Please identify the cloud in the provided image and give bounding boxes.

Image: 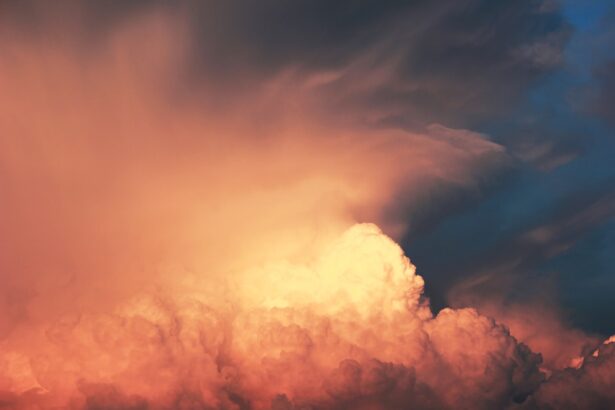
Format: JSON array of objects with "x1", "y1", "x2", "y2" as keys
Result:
[
  {"x1": 525, "y1": 337, "x2": 615, "y2": 409},
  {"x1": 0, "y1": 224, "x2": 546, "y2": 409},
  {"x1": 442, "y1": 187, "x2": 615, "y2": 367},
  {"x1": 0, "y1": 0, "x2": 570, "y2": 129},
  {"x1": 443, "y1": 185, "x2": 615, "y2": 285},
  {"x1": 0, "y1": 3, "x2": 508, "y2": 324},
  {"x1": 586, "y1": 60, "x2": 615, "y2": 127},
  {"x1": 0, "y1": 2, "x2": 611, "y2": 409},
  {"x1": 463, "y1": 299, "x2": 601, "y2": 371}
]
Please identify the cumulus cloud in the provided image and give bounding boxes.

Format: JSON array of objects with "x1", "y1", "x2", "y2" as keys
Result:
[
  {"x1": 0, "y1": 224, "x2": 545, "y2": 409},
  {"x1": 524, "y1": 337, "x2": 615, "y2": 410}
]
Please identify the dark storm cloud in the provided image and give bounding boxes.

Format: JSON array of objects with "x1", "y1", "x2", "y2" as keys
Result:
[
  {"x1": 473, "y1": 184, "x2": 612, "y2": 273},
  {"x1": 587, "y1": 60, "x2": 615, "y2": 127},
  {"x1": 1, "y1": 0, "x2": 570, "y2": 128},
  {"x1": 567, "y1": 3, "x2": 615, "y2": 129},
  {"x1": 387, "y1": 148, "x2": 513, "y2": 242},
  {"x1": 182, "y1": 0, "x2": 570, "y2": 127},
  {"x1": 497, "y1": 124, "x2": 585, "y2": 172},
  {"x1": 423, "y1": 182, "x2": 615, "y2": 330}
]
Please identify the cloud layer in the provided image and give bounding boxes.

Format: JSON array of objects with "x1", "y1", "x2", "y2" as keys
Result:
[{"x1": 0, "y1": 2, "x2": 613, "y2": 409}]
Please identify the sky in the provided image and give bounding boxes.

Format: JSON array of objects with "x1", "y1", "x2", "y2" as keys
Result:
[
  {"x1": 403, "y1": 0, "x2": 615, "y2": 335},
  {"x1": 0, "y1": 1, "x2": 614, "y2": 409}
]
